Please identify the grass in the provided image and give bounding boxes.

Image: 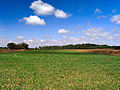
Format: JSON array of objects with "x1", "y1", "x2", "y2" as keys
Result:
[{"x1": 0, "y1": 50, "x2": 120, "y2": 89}]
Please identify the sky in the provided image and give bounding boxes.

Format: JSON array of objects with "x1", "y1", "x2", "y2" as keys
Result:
[{"x1": 0, "y1": 0, "x2": 120, "y2": 47}]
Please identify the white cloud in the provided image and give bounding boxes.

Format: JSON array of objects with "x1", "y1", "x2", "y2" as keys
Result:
[
  {"x1": 110, "y1": 14, "x2": 120, "y2": 24},
  {"x1": 54, "y1": 9, "x2": 70, "y2": 18},
  {"x1": 0, "y1": 25, "x2": 119, "y2": 47},
  {"x1": 81, "y1": 26, "x2": 113, "y2": 40},
  {"x1": 23, "y1": 15, "x2": 46, "y2": 25},
  {"x1": 27, "y1": 40, "x2": 34, "y2": 43},
  {"x1": 16, "y1": 36, "x2": 24, "y2": 40},
  {"x1": 58, "y1": 29, "x2": 69, "y2": 34},
  {"x1": 94, "y1": 8, "x2": 102, "y2": 13},
  {"x1": 30, "y1": 0, "x2": 55, "y2": 15},
  {"x1": 0, "y1": 30, "x2": 119, "y2": 48},
  {"x1": 30, "y1": 0, "x2": 71, "y2": 18}
]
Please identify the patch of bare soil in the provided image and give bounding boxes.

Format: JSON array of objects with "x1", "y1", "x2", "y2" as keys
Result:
[
  {"x1": 0, "y1": 49, "x2": 25, "y2": 53},
  {"x1": 63, "y1": 49, "x2": 120, "y2": 56}
]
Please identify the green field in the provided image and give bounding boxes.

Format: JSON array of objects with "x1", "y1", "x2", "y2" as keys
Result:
[{"x1": 0, "y1": 50, "x2": 120, "y2": 89}]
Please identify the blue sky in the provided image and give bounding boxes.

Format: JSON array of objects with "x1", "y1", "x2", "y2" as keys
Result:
[{"x1": 0, "y1": 0, "x2": 120, "y2": 47}]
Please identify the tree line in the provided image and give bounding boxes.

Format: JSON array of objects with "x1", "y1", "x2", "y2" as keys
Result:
[
  {"x1": 7, "y1": 42, "x2": 29, "y2": 49},
  {"x1": 38, "y1": 43, "x2": 120, "y2": 50},
  {"x1": 1, "y1": 43, "x2": 120, "y2": 50}
]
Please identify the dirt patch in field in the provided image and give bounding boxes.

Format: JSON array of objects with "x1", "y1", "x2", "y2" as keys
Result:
[
  {"x1": 0, "y1": 49, "x2": 25, "y2": 53},
  {"x1": 63, "y1": 49, "x2": 120, "y2": 56}
]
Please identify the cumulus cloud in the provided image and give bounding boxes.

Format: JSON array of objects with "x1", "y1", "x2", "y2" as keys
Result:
[
  {"x1": 55, "y1": 9, "x2": 70, "y2": 18},
  {"x1": 0, "y1": 25, "x2": 119, "y2": 47},
  {"x1": 30, "y1": 0, "x2": 71, "y2": 18},
  {"x1": 94, "y1": 8, "x2": 102, "y2": 13},
  {"x1": 58, "y1": 29, "x2": 69, "y2": 34},
  {"x1": 81, "y1": 26, "x2": 112, "y2": 40},
  {"x1": 23, "y1": 15, "x2": 46, "y2": 25},
  {"x1": 23, "y1": 39, "x2": 80, "y2": 47},
  {"x1": 30, "y1": 0, "x2": 55, "y2": 15},
  {"x1": 110, "y1": 14, "x2": 120, "y2": 24},
  {"x1": 16, "y1": 36, "x2": 24, "y2": 40},
  {"x1": 0, "y1": 30, "x2": 119, "y2": 48}
]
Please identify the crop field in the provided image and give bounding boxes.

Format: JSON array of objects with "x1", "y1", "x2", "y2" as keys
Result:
[{"x1": 0, "y1": 50, "x2": 120, "y2": 89}]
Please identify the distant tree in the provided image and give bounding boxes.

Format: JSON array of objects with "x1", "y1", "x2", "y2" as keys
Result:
[
  {"x1": 15, "y1": 44, "x2": 21, "y2": 49},
  {"x1": 38, "y1": 43, "x2": 120, "y2": 50},
  {"x1": 7, "y1": 42, "x2": 29, "y2": 50},
  {"x1": 19, "y1": 42, "x2": 29, "y2": 49},
  {"x1": 7, "y1": 43, "x2": 16, "y2": 49},
  {"x1": 39, "y1": 46, "x2": 41, "y2": 49}
]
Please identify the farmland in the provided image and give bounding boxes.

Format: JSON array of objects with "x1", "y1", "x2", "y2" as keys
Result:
[{"x1": 0, "y1": 50, "x2": 120, "y2": 89}]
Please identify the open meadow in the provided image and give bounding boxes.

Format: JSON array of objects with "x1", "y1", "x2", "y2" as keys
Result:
[{"x1": 0, "y1": 50, "x2": 120, "y2": 89}]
